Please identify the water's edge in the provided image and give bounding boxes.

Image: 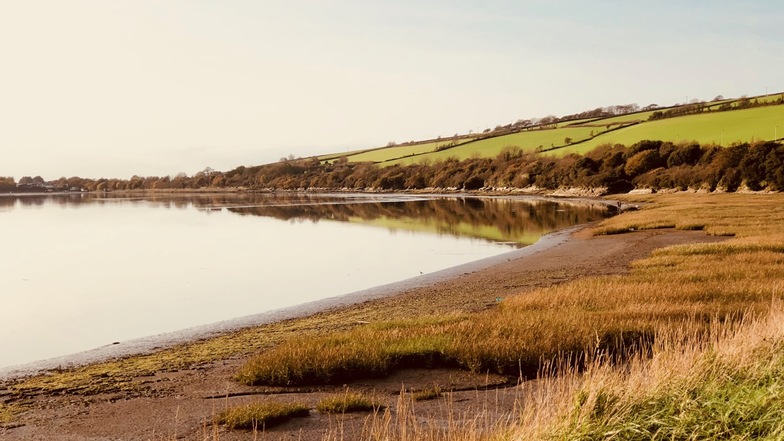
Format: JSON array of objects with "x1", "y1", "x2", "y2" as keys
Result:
[{"x1": 0, "y1": 195, "x2": 613, "y2": 380}]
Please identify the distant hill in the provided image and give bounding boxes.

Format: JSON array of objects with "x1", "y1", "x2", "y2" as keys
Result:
[
  {"x1": 319, "y1": 93, "x2": 784, "y2": 165},
  {"x1": 8, "y1": 92, "x2": 782, "y2": 194}
]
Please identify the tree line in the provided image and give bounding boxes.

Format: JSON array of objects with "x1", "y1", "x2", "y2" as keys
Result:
[
  {"x1": 4, "y1": 140, "x2": 783, "y2": 195},
  {"x1": 196, "y1": 139, "x2": 784, "y2": 193},
  {"x1": 648, "y1": 95, "x2": 784, "y2": 121}
]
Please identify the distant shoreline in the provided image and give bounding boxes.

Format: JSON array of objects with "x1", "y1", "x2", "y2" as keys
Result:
[
  {"x1": 1, "y1": 187, "x2": 625, "y2": 211},
  {"x1": 3, "y1": 184, "x2": 611, "y2": 197}
]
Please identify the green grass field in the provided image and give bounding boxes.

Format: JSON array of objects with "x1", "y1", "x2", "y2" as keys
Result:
[
  {"x1": 553, "y1": 104, "x2": 784, "y2": 156},
  {"x1": 343, "y1": 140, "x2": 455, "y2": 162},
  {"x1": 314, "y1": 93, "x2": 784, "y2": 166},
  {"x1": 567, "y1": 109, "x2": 660, "y2": 128},
  {"x1": 388, "y1": 126, "x2": 599, "y2": 165},
  {"x1": 318, "y1": 148, "x2": 374, "y2": 161},
  {"x1": 754, "y1": 92, "x2": 784, "y2": 104}
]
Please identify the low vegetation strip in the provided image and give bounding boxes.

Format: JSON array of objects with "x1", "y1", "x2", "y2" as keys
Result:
[
  {"x1": 5, "y1": 306, "x2": 371, "y2": 398},
  {"x1": 594, "y1": 193, "x2": 784, "y2": 239},
  {"x1": 237, "y1": 194, "x2": 784, "y2": 391},
  {"x1": 0, "y1": 404, "x2": 18, "y2": 424},
  {"x1": 236, "y1": 316, "x2": 464, "y2": 386},
  {"x1": 317, "y1": 391, "x2": 384, "y2": 414},
  {"x1": 217, "y1": 401, "x2": 309, "y2": 430}
]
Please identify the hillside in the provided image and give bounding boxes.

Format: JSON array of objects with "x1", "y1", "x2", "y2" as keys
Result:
[
  {"x1": 7, "y1": 92, "x2": 783, "y2": 195},
  {"x1": 321, "y1": 93, "x2": 784, "y2": 165}
]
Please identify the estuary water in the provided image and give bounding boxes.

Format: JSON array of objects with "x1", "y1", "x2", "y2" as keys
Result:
[{"x1": 0, "y1": 193, "x2": 609, "y2": 370}]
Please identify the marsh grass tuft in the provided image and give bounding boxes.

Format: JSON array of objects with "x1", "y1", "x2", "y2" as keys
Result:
[
  {"x1": 236, "y1": 317, "x2": 463, "y2": 386},
  {"x1": 339, "y1": 389, "x2": 518, "y2": 441},
  {"x1": 216, "y1": 401, "x2": 309, "y2": 430},
  {"x1": 0, "y1": 403, "x2": 19, "y2": 424},
  {"x1": 411, "y1": 385, "x2": 443, "y2": 401},
  {"x1": 316, "y1": 391, "x2": 384, "y2": 414}
]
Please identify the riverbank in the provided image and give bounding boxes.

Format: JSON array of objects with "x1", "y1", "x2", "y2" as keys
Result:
[
  {"x1": 0, "y1": 193, "x2": 611, "y2": 376},
  {"x1": 0, "y1": 214, "x2": 723, "y2": 439},
  {"x1": 0, "y1": 224, "x2": 582, "y2": 381}
]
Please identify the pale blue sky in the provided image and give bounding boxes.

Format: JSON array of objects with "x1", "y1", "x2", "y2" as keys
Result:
[{"x1": 1, "y1": 1, "x2": 782, "y2": 179}]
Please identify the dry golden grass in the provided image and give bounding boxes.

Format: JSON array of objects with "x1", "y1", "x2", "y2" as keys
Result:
[
  {"x1": 239, "y1": 195, "x2": 784, "y2": 387},
  {"x1": 0, "y1": 403, "x2": 18, "y2": 424},
  {"x1": 411, "y1": 385, "x2": 443, "y2": 401},
  {"x1": 513, "y1": 304, "x2": 784, "y2": 440},
  {"x1": 315, "y1": 193, "x2": 784, "y2": 440},
  {"x1": 323, "y1": 391, "x2": 517, "y2": 441},
  {"x1": 216, "y1": 401, "x2": 309, "y2": 431},
  {"x1": 347, "y1": 305, "x2": 784, "y2": 441},
  {"x1": 317, "y1": 390, "x2": 384, "y2": 414},
  {"x1": 597, "y1": 193, "x2": 784, "y2": 239}
]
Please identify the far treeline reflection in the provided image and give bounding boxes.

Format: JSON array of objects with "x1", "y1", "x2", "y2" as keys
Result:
[
  {"x1": 221, "y1": 195, "x2": 611, "y2": 245},
  {"x1": 1, "y1": 194, "x2": 611, "y2": 245}
]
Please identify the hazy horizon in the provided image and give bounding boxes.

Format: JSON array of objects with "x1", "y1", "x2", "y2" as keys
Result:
[{"x1": 2, "y1": 1, "x2": 783, "y2": 180}]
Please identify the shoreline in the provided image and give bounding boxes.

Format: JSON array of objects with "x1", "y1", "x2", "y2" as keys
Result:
[
  {"x1": 1, "y1": 222, "x2": 728, "y2": 439},
  {"x1": 2, "y1": 191, "x2": 607, "y2": 380},
  {"x1": 0, "y1": 187, "x2": 622, "y2": 203},
  {"x1": 0, "y1": 222, "x2": 583, "y2": 381}
]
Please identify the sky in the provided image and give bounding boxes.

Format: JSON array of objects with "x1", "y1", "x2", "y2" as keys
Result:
[{"x1": 1, "y1": 1, "x2": 783, "y2": 180}]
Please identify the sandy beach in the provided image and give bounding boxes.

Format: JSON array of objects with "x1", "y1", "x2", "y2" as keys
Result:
[{"x1": 0, "y1": 222, "x2": 724, "y2": 440}]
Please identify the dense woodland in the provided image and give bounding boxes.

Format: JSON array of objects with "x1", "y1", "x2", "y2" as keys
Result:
[{"x1": 3, "y1": 140, "x2": 784, "y2": 195}]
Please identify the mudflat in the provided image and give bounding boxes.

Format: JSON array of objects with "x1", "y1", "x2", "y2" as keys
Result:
[{"x1": 1, "y1": 226, "x2": 724, "y2": 440}]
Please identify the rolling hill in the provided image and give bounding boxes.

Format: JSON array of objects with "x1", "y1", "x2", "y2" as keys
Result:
[{"x1": 320, "y1": 93, "x2": 784, "y2": 165}]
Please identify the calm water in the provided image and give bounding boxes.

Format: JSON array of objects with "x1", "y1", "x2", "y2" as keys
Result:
[{"x1": 0, "y1": 193, "x2": 609, "y2": 369}]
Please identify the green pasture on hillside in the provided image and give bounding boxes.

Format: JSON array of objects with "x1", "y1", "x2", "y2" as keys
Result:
[
  {"x1": 315, "y1": 94, "x2": 784, "y2": 166},
  {"x1": 554, "y1": 117, "x2": 594, "y2": 128},
  {"x1": 388, "y1": 126, "x2": 598, "y2": 165},
  {"x1": 344, "y1": 140, "x2": 456, "y2": 163},
  {"x1": 569, "y1": 109, "x2": 660, "y2": 128},
  {"x1": 318, "y1": 148, "x2": 374, "y2": 161},
  {"x1": 755, "y1": 92, "x2": 784, "y2": 104},
  {"x1": 552, "y1": 104, "x2": 784, "y2": 156}
]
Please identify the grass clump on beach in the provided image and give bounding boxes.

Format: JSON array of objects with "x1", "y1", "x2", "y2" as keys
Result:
[
  {"x1": 238, "y1": 193, "x2": 784, "y2": 389},
  {"x1": 236, "y1": 316, "x2": 463, "y2": 386},
  {"x1": 0, "y1": 403, "x2": 19, "y2": 424},
  {"x1": 317, "y1": 391, "x2": 384, "y2": 414},
  {"x1": 411, "y1": 385, "x2": 443, "y2": 401},
  {"x1": 217, "y1": 401, "x2": 309, "y2": 430}
]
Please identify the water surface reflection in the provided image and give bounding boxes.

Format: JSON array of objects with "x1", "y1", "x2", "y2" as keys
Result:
[{"x1": 0, "y1": 193, "x2": 609, "y2": 368}]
